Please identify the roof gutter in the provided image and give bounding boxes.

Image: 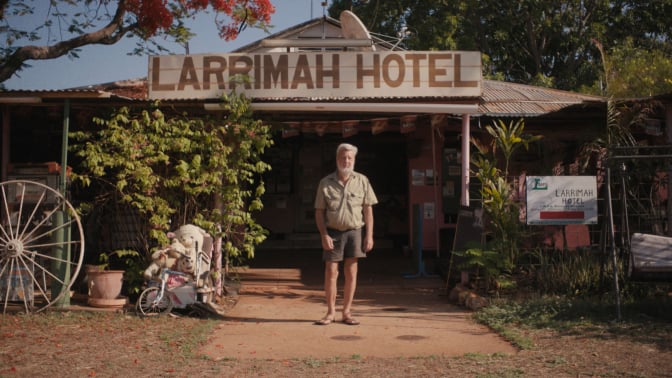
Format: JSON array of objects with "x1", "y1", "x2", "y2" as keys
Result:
[{"x1": 0, "y1": 97, "x2": 42, "y2": 104}]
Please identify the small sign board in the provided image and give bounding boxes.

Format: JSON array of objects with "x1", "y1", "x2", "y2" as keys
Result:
[
  {"x1": 526, "y1": 176, "x2": 598, "y2": 225},
  {"x1": 453, "y1": 206, "x2": 484, "y2": 252}
]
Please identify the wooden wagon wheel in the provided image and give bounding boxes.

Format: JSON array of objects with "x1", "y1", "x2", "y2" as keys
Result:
[{"x1": 0, "y1": 180, "x2": 84, "y2": 313}]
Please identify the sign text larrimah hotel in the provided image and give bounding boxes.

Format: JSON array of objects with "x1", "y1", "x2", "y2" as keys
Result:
[{"x1": 148, "y1": 51, "x2": 482, "y2": 100}]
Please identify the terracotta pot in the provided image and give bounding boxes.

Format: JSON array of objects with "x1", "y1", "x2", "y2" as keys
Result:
[{"x1": 87, "y1": 269, "x2": 124, "y2": 300}]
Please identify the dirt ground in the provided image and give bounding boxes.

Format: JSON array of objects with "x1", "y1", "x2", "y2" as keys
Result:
[
  {"x1": 1, "y1": 249, "x2": 671, "y2": 377},
  {"x1": 1, "y1": 297, "x2": 671, "y2": 377}
]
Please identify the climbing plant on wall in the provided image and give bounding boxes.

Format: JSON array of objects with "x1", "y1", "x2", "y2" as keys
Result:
[{"x1": 70, "y1": 92, "x2": 273, "y2": 265}]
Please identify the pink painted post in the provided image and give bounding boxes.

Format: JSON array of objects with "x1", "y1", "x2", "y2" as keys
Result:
[{"x1": 461, "y1": 114, "x2": 470, "y2": 207}]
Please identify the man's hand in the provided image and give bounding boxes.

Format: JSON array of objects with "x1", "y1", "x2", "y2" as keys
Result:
[
  {"x1": 363, "y1": 205, "x2": 374, "y2": 253},
  {"x1": 363, "y1": 236, "x2": 374, "y2": 253},
  {"x1": 321, "y1": 234, "x2": 334, "y2": 251}
]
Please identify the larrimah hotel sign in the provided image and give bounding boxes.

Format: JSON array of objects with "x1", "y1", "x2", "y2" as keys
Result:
[{"x1": 148, "y1": 51, "x2": 482, "y2": 100}]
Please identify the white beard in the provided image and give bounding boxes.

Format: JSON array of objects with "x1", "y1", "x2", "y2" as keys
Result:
[{"x1": 338, "y1": 167, "x2": 353, "y2": 176}]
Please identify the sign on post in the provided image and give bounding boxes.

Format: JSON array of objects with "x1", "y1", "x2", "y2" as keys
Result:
[{"x1": 526, "y1": 176, "x2": 598, "y2": 225}]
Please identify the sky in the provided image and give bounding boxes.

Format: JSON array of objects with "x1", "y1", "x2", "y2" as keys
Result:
[{"x1": 4, "y1": 0, "x2": 328, "y2": 90}]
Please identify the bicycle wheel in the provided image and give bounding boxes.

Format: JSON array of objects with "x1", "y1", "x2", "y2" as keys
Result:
[
  {"x1": 136, "y1": 286, "x2": 173, "y2": 317},
  {"x1": 0, "y1": 180, "x2": 84, "y2": 314}
]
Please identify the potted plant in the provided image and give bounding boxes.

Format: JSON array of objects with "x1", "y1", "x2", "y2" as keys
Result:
[{"x1": 87, "y1": 249, "x2": 143, "y2": 308}]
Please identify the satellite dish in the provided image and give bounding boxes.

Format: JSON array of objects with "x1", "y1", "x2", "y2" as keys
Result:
[{"x1": 339, "y1": 10, "x2": 376, "y2": 51}]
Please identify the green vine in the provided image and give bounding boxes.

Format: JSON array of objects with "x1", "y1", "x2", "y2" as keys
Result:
[{"x1": 70, "y1": 92, "x2": 273, "y2": 264}]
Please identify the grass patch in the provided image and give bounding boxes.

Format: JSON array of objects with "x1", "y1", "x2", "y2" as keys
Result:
[
  {"x1": 158, "y1": 318, "x2": 217, "y2": 358},
  {"x1": 472, "y1": 303, "x2": 535, "y2": 349},
  {"x1": 463, "y1": 352, "x2": 489, "y2": 360},
  {"x1": 545, "y1": 356, "x2": 567, "y2": 367},
  {"x1": 476, "y1": 367, "x2": 526, "y2": 378},
  {"x1": 473, "y1": 294, "x2": 672, "y2": 350},
  {"x1": 302, "y1": 358, "x2": 323, "y2": 368}
]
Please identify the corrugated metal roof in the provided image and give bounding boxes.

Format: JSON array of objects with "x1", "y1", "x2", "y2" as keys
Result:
[
  {"x1": 0, "y1": 79, "x2": 606, "y2": 118},
  {"x1": 478, "y1": 80, "x2": 604, "y2": 117},
  {"x1": 67, "y1": 78, "x2": 148, "y2": 100},
  {"x1": 0, "y1": 87, "x2": 139, "y2": 102},
  {"x1": 0, "y1": 88, "x2": 111, "y2": 98}
]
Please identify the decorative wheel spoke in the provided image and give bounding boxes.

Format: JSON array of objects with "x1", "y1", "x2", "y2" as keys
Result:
[
  {"x1": 0, "y1": 180, "x2": 84, "y2": 313},
  {"x1": 136, "y1": 286, "x2": 173, "y2": 317}
]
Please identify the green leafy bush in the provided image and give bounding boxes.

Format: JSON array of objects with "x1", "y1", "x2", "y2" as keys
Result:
[{"x1": 71, "y1": 92, "x2": 273, "y2": 281}]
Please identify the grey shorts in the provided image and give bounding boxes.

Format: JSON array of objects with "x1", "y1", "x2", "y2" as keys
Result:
[{"x1": 322, "y1": 228, "x2": 366, "y2": 262}]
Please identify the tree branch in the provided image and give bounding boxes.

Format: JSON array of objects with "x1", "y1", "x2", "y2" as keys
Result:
[
  {"x1": 0, "y1": 0, "x2": 9, "y2": 20},
  {"x1": 0, "y1": 1, "x2": 135, "y2": 83}
]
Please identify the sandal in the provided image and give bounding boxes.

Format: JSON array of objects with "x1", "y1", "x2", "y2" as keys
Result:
[
  {"x1": 315, "y1": 316, "x2": 334, "y2": 325},
  {"x1": 342, "y1": 314, "x2": 360, "y2": 326}
]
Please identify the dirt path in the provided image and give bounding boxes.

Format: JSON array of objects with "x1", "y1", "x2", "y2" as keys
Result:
[{"x1": 200, "y1": 264, "x2": 517, "y2": 360}]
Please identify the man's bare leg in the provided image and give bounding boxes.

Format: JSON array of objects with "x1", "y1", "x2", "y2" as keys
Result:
[
  {"x1": 341, "y1": 257, "x2": 359, "y2": 324},
  {"x1": 319, "y1": 261, "x2": 339, "y2": 324}
]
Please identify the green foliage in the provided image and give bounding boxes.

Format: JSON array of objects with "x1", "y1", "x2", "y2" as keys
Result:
[
  {"x1": 471, "y1": 302, "x2": 535, "y2": 350},
  {"x1": 328, "y1": 0, "x2": 672, "y2": 93},
  {"x1": 606, "y1": 39, "x2": 672, "y2": 98},
  {"x1": 455, "y1": 245, "x2": 515, "y2": 291},
  {"x1": 97, "y1": 249, "x2": 142, "y2": 270},
  {"x1": 474, "y1": 294, "x2": 672, "y2": 340},
  {"x1": 70, "y1": 92, "x2": 273, "y2": 266},
  {"x1": 468, "y1": 119, "x2": 542, "y2": 291},
  {"x1": 518, "y1": 245, "x2": 672, "y2": 306},
  {"x1": 522, "y1": 248, "x2": 606, "y2": 296},
  {"x1": 484, "y1": 119, "x2": 543, "y2": 177}
]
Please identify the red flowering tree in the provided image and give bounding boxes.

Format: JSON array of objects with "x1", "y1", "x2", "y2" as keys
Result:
[{"x1": 0, "y1": 0, "x2": 275, "y2": 83}]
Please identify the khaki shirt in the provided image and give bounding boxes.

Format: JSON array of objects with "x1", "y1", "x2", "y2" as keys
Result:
[{"x1": 314, "y1": 171, "x2": 378, "y2": 231}]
